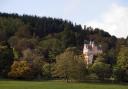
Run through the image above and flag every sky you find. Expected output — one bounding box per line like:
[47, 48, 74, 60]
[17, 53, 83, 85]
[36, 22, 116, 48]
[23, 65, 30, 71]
[0, 0, 128, 38]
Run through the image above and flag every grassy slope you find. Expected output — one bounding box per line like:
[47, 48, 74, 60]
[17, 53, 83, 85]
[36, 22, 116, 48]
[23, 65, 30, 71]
[0, 80, 128, 89]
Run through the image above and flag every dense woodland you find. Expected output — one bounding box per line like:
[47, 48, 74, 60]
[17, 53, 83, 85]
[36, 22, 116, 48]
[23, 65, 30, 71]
[0, 12, 128, 82]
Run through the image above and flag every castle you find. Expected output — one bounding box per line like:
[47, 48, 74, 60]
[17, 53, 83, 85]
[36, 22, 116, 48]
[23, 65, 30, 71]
[83, 41, 102, 65]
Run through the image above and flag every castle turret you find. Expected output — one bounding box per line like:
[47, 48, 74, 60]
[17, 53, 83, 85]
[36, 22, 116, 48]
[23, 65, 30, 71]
[91, 41, 94, 48]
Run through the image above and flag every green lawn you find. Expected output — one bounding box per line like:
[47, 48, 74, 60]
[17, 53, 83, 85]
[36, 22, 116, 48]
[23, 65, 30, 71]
[0, 80, 128, 89]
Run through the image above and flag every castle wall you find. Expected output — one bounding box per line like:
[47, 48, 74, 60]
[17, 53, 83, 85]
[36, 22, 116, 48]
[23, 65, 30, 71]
[83, 41, 102, 64]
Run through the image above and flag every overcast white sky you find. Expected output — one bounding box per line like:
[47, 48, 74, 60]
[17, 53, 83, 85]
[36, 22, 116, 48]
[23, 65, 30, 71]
[0, 0, 128, 38]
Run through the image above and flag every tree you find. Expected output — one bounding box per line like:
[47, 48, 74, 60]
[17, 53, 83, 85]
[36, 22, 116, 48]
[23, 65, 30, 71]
[0, 30, 7, 42]
[42, 63, 52, 79]
[15, 25, 31, 38]
[8, 48, 45, 80]
[22, 48, 45, 79]
[60, 25, 76, 49]
[116, 38, 126, 54]
[113, 46, 128, 82]
[0, 42, 13, 77]
[94, 54, 106, 63]
[117, 46, 128, 67]
[0, 17, 24, 39]
[32, 57, 45, 79]
[39, 37, 62, 62]
[1, 12, 128, 81]
[91, 62, 111, 80]
[113, 66, 126, 82]
[38, 37, 64, 79]
[53, 47, 88, 82]
[8, 61, 34, 79]
[106, 48, 116, 65]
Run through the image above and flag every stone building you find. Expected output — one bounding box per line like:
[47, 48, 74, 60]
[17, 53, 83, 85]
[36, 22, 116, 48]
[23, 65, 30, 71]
[83, 41, 102, 65]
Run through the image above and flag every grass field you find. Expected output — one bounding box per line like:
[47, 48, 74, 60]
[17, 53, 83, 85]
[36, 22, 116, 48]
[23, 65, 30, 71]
[0, 80, 128, 89]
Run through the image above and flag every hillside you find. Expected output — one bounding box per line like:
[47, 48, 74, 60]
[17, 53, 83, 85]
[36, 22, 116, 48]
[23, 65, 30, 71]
[0, 12, 128, 82]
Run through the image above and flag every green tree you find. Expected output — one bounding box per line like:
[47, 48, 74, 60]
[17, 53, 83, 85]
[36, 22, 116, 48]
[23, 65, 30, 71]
[0, 17, 24, 39]
[0, 42, 13, 77]
[113, 46, 128, 82]
[106, 48, 116, 65]
[60, 25, 76, 49]
[0, 30, 7, 42]
[113, 66, 126, 82]
[94, 54, 106, 63]
[91, 62, 111, 80]
[22, 48, 45, 79]
[15, 25, 31, 38]
[32, 57, 45, 79]
[117, 46, 128, 67]
[53, 47, 88, 82]
[42, 63, 52, 79]
[39, 37, 62, 62]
